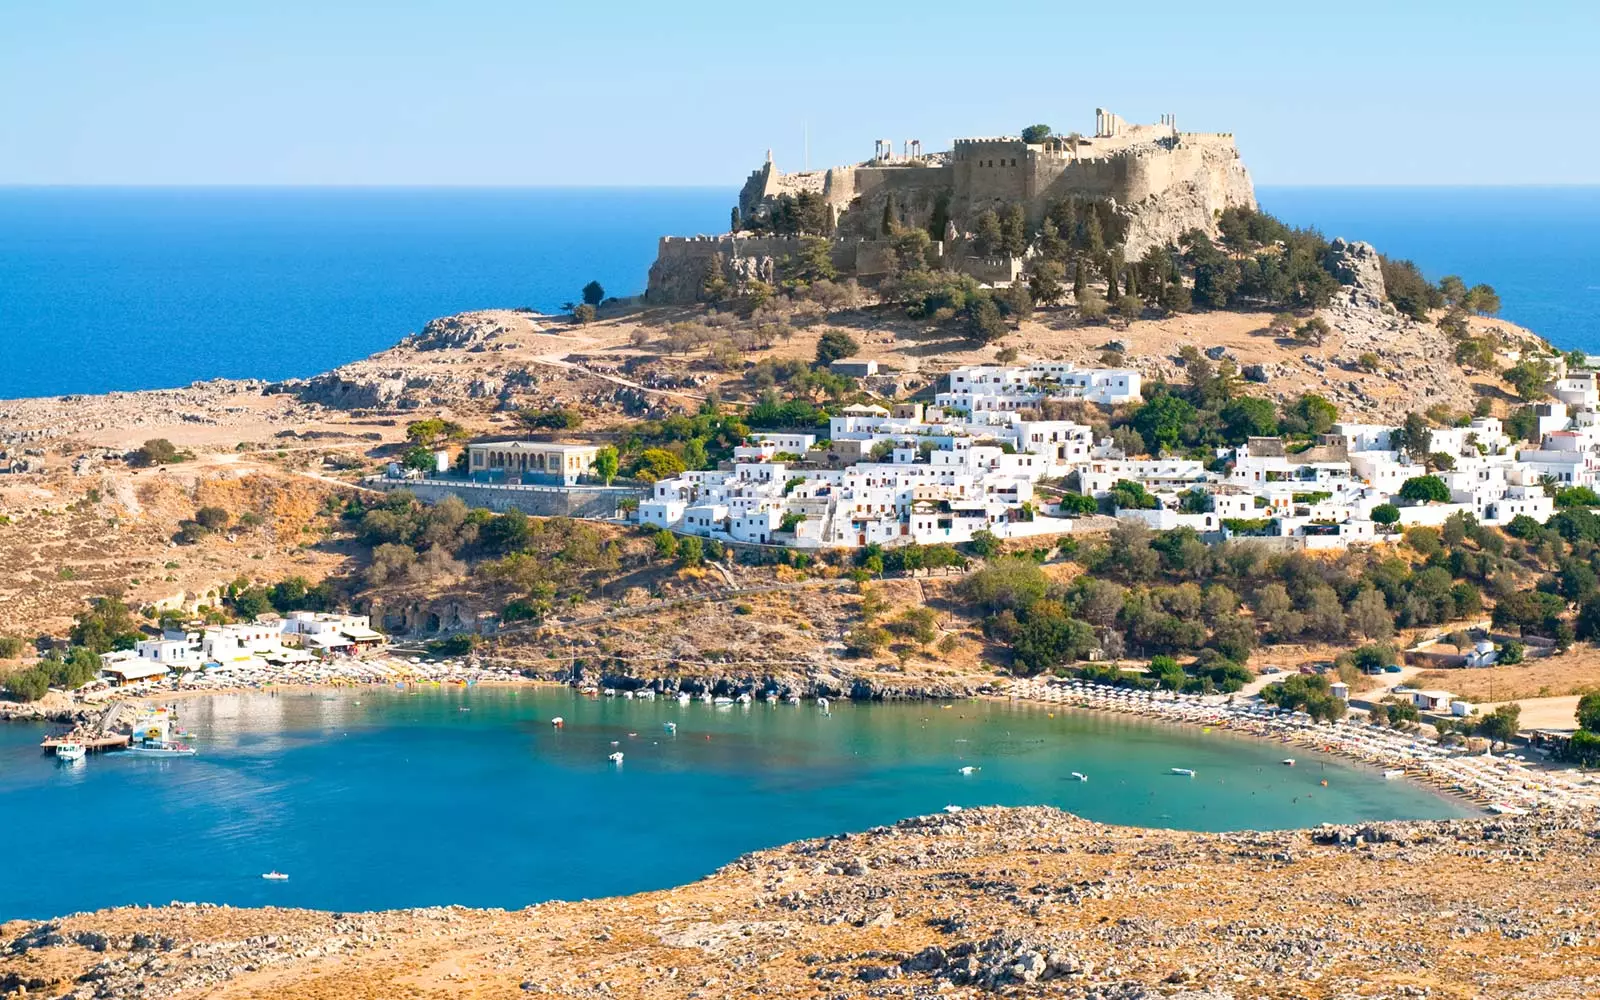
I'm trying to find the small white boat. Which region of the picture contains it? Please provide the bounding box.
[261,871,289,881]
[958,765,979,775]
[623,690,635,700]
[603,688,616,697]
[551,717,564,728]
[943,804,963,813]
[55,741,87,763]
[765,693,778,704]
[1281,758,1296,767]
[816,697,830,713]
[663,722,677,734]
[1171,767,1196,777]
[736,693,752,704]
[677,692,692,704]
[607,751,625,763]
[1069,772,1088,782]
[699,692,713,703]
[786,694,800,705]
[1383,769,1405,780]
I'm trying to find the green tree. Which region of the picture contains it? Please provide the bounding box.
[1502,360,1552,402]
[1295,316,1331,347]
[70,596,142,653]
[1131,395,1197,453]
[1220,396,1278,442]
[1282,393,1338,436]
[652,530,678,560]
[678,536,704,567]
[965,296,1008,344]
[1010,605,1095,675]
[401,446,437,473]
[1398,475,1451,503]
[967,530,1003,559]
[1473,703,1522,750]
[813,330,860,366]
[572,303,597,325]
[590,446,619,485]
[1464,284,1501,315]
[1577,691,1600,733]
[128,438,185,467]
[582,280,606,306]
[1020,124,1052,143]
[634,449,687,483]
[194,506,230,531]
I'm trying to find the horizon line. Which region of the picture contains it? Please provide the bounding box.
[5,181,1600,191]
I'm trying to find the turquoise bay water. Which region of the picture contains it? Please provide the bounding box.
[2,186,1598,399]
[0,688,1468,920]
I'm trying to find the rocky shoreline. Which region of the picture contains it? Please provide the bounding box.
[5,806,1598,998]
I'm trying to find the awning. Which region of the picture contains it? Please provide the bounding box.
[103,662,170,681]
[340,626,385,641]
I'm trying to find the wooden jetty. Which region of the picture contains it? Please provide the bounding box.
[40,733,129,752]
[39,701,131,753]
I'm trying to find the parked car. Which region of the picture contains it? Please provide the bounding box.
[1383,664,1403,673]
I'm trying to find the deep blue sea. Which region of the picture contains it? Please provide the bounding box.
[1,186,1598,400]
[0,187,730,399]
[0,689,1467,919]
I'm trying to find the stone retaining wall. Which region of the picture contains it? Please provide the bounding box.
[366,477,644,519]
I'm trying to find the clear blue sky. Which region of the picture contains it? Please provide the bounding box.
[2,0,1596,186]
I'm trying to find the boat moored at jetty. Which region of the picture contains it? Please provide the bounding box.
[125,740,197,757]
[55,741,87,763]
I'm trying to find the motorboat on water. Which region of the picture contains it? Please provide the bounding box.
[943,804,963,813]
[125,740,197,757]
[764,693,778,704]
[663,722,677,734]
[713,696,734,706]
[607,751,625,763]
[1171,767,1196,777]
[551,717,564,728]
[261,871,289,881]
[958,765,979,775]
[1069,772,1088,782]
[677,692,692,704]
[816,697,830,714]
[1383,769,1405,780]
[1281,758,1296,766]
[55,741,87,763]
[786,694,800,704]
[736,692,752,704]
[699,692,713,703]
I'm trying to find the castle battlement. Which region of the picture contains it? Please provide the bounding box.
[657,109,1256,303]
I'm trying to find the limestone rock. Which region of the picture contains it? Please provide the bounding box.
[1325,237,1387,309]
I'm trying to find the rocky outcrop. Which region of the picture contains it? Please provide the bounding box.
[1324,237,1387,309]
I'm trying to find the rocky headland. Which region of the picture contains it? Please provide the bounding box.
[5,807,1597,999]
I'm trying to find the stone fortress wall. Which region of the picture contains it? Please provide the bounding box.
[649,109,1255,304]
